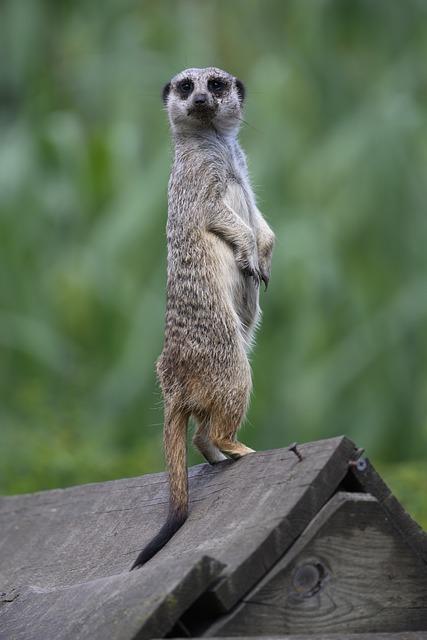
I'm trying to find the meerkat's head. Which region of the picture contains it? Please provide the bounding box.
[162,67,245,136]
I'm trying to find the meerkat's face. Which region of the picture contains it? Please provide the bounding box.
[163,67,245,135]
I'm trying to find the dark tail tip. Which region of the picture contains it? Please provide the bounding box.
[130,509,187,570]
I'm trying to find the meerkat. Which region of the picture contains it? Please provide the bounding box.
[131,67,275,569]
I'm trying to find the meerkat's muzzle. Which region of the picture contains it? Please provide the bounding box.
[187,93,217,120]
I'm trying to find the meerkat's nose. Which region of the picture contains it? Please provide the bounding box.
[193,93,208,105]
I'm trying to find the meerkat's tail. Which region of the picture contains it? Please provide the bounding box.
[130,407,189,570]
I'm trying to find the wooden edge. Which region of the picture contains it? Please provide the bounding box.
[205,436,357,613]
[0,555,225,640]
[0,437,354,506]
[350,459,427,564]
[162,634,427,639]
[133,555,226,640]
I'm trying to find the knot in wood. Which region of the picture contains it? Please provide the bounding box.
[292,561,326,597]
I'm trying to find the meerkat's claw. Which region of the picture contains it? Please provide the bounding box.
[260,271,269,291]
[257,260,270,291]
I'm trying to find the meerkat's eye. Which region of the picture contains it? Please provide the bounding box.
[177,79,194,98]
[208,78,227,94]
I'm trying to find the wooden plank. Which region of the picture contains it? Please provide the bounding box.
[348,459,427,564]
[204,492,427,636]
[0,555,224,640]
[0,437,355,596]
[166,635,427,640]
[206,436,357,611]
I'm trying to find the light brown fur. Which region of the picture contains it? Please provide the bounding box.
[131,67,274,569]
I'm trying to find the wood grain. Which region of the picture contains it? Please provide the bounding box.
[2,437,426,639]
[166,635,427,640]
[0,437,357,606]
[166,634,427,640]
[205,492,427,636]
[0,555,224,640]
[205,436,357,611]
[348,459,427,564]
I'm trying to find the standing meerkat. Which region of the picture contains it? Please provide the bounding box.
[131,67,274,569]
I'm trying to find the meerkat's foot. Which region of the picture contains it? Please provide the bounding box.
[193,432,228,464]
[210,455,228,465]
[226,447,256,460]
[215,440,255,460]
[206,449,228,464]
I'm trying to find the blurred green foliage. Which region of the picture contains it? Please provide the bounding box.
[0,1,426,526]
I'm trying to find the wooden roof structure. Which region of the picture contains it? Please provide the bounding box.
[1,436,427,640]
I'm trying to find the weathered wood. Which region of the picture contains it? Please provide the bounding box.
[203,492,427,637]
[0,437,357,638]
[205,436,357,612]
[0,436,355,598]
[0,554,224,640]
[166,635,427,640]
[348,459,427,564]
[2,437,426,639]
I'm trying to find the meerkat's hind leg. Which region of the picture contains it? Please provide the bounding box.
[192,413,228,464]
[209,406,255,460]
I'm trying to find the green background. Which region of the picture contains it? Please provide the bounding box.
[1,0,426,527]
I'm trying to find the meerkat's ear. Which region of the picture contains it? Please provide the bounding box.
[235,79,245,104]
[162,82,171,104]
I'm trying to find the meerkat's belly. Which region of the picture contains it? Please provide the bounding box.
[209,234,259,342]
[223,181,252,225]
[210,181,260,347]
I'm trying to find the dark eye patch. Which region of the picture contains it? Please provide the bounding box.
[208,77,228,94]
[176,78,194,98]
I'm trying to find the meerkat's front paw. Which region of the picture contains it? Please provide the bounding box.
[256,225,274,290]
[237,254,261,286]
[242,264,261,287]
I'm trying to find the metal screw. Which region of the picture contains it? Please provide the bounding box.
[288,442,303,462]
[348,457,368,472]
